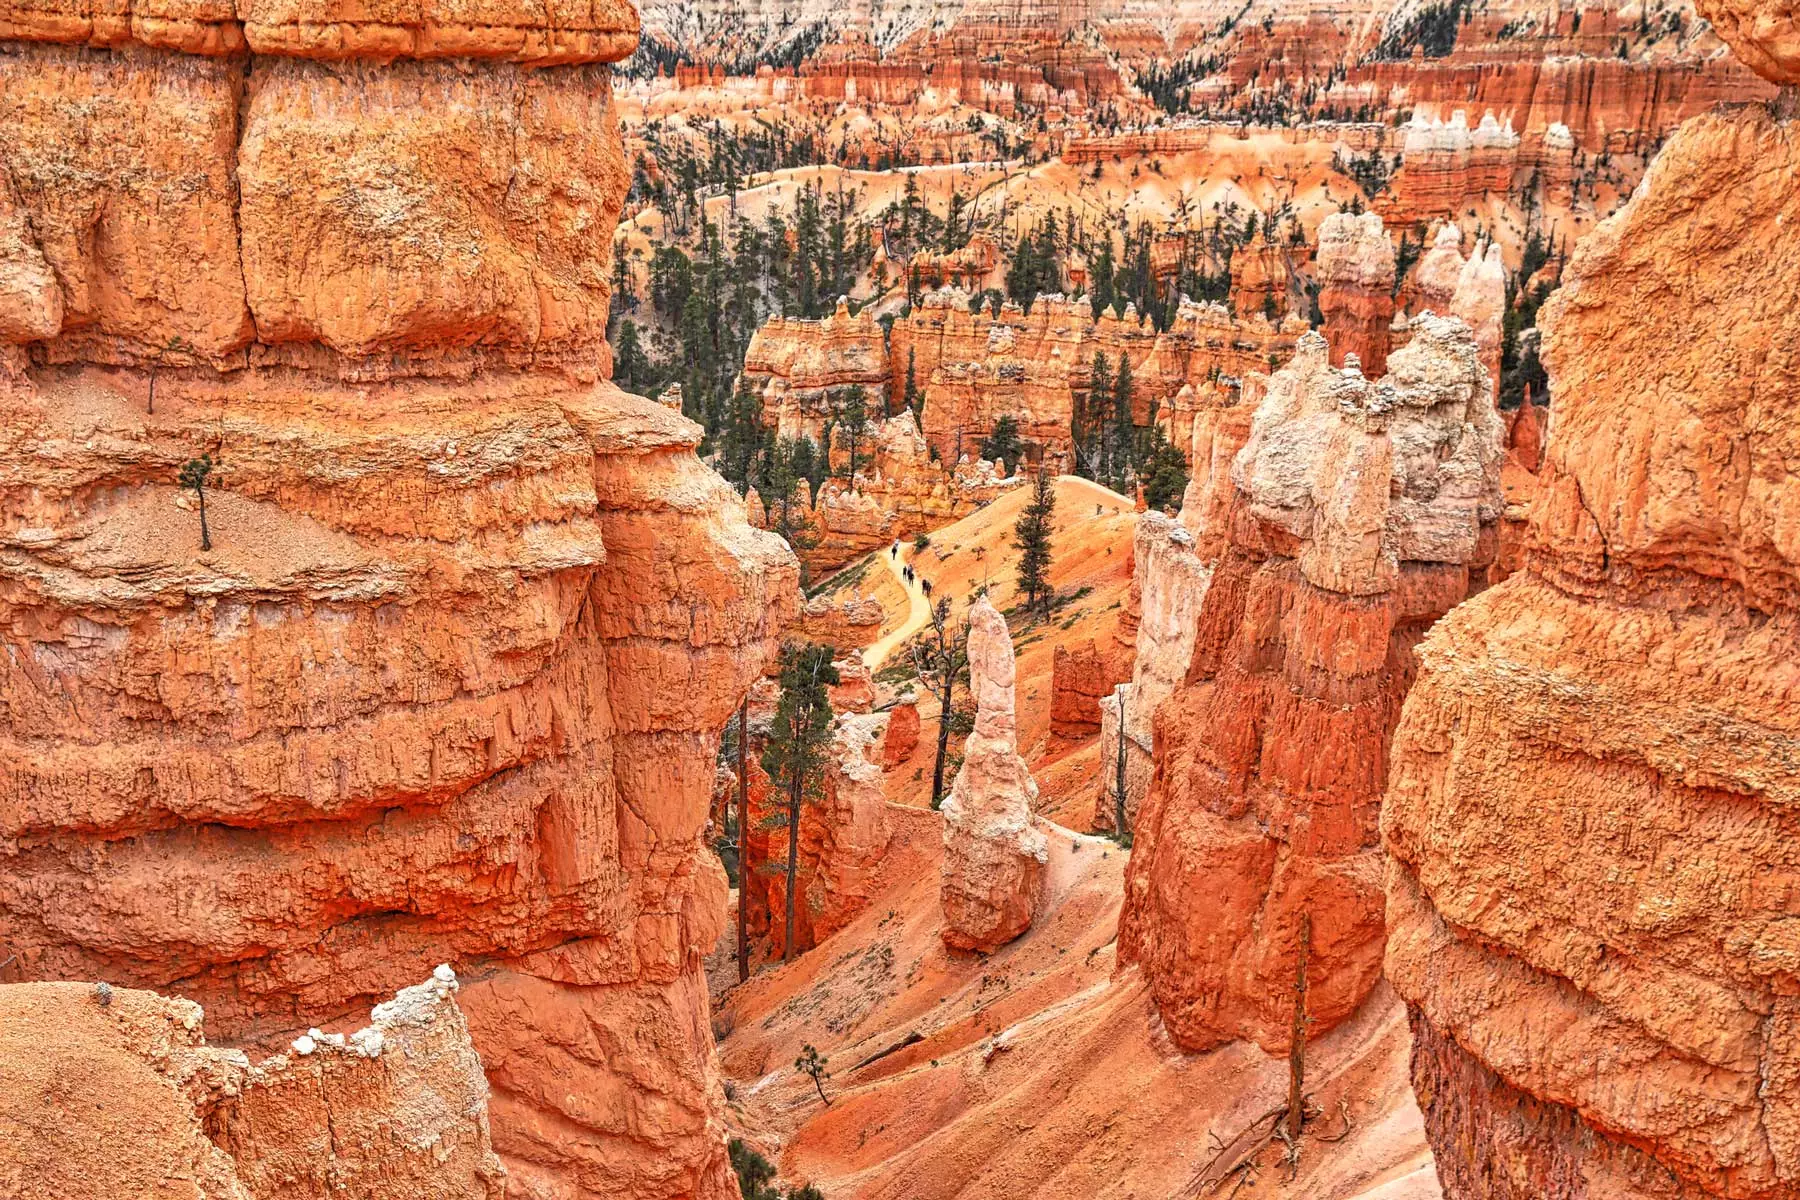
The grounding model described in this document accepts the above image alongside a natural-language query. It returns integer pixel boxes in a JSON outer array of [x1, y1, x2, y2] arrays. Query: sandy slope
[[715, 803, 1439, 1200], [862, 543, 932, 669], [860, 476, 1137, 825]]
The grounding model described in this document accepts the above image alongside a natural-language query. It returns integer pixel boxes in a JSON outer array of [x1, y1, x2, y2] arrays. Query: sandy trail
[[863, 542, 931, 669]]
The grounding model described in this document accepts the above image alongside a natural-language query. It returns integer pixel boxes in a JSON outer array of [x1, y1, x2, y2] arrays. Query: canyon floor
[[709, 479, 1440, 1199]]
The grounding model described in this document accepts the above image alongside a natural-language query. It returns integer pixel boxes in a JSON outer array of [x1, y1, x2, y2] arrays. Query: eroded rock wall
[[1118, 320, 1502, 1054], [0, 7, 798, 1197], [1384, 90, 1800, 1200], [0, 970, 505, 1200]]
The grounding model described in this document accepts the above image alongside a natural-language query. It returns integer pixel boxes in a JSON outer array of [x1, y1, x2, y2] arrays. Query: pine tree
[[613, 319, 648, 392], [830, 385, 873, 487], [1089, 241, 1116, 320], [760, 642, 839, 961], [943, 188, 965, 253], [979, 415, 1023, 477], [1111, 352, 1135, 487], [764, 438, 822, 585], [1013, 467, 1056, 618], [904, 348, 922, 418], [178, 454, 217, 552], [1139, 426, 1191, 511]]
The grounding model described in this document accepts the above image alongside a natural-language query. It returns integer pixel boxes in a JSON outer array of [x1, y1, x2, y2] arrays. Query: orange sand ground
[[713, 805, 1439, 1200], [713, 479, 1438, 1199]]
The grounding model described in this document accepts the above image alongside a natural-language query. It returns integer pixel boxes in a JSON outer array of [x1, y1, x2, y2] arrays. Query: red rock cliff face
[[1383, 92, 1800, 1200], [1118, 319, 1502, 1054], [0, 6, 799, 1198]]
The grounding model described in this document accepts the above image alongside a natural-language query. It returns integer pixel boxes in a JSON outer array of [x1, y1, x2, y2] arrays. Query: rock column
[[1118, 322, 1502, 1054], [940, 597, 1048, 952]]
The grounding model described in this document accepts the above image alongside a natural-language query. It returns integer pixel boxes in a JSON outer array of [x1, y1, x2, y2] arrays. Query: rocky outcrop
[[940, 597, 1047, 952], [1696, 0, 1800, 84], [741, 298, 888, 447], [750, 408, 1022, 574], [0, 969, 504, 1199], [1378, 110, 1520, 229], [1227, 230, 1293, 320], [806, 712, 896, 941], [1405, 225, 1507, 394], [1384, 95, 1800, 1200], [881, 690, 921, 766], [747, 287, 1300, 491], [1316, 211, 1397, 377], [0, 9, 797, 1199], [1119, 319, 1503, 1054], [1451, 239, 1507, 387], [1095, 372, 1261, 833], [798, 590, 886, 648], [1093, 514, 1211, 833], [1412, 223, 1470, 315], [742, 705, 895, 957], [1049, 638, 1130, 738]]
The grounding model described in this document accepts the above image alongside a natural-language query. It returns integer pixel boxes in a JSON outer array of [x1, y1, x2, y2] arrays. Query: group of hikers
[[891, 540, 933, 598]]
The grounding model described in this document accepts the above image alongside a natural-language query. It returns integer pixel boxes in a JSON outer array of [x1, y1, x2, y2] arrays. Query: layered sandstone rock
[[0, 969, 504, 1199], [1095, 370, 1262, 833], [1697, 0, 1800, 84], [742, 297, 888, 447], [1412, 223, 1469, 315], [1093, 513, 1211, 833], [1385, 96, 1800, 1200], [880, 690, 921, 766], [1227, 229, 1293, 320], [1048, 638, 1130, 738], [806, 712, 896, 941], [742, 706, 895, 957], [1315, 210, 1397, 377], [940, 596, 1047, 952], [748, 288, 1300, 494], [1378, 110, 1520, 229], [748, 407, 1022, 574], [0, 11, 797, 1200], [1119, 319, 1502, 1054], [1451, 239, 1507, 386]]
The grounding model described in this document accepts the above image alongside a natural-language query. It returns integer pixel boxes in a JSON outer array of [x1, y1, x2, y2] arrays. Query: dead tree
[[736, 697, 750, 984], [1112, 689, 1130, 840], [1287, 910, 1312, 1143]]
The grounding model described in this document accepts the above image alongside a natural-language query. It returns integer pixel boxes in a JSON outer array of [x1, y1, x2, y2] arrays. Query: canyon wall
[[749, 287, 1302, 481], [0, 969, 504, 1199], [0, 8, 798, 1199], [1119, 319, 1502, 1054], [1383, 67, 1800, 1200]]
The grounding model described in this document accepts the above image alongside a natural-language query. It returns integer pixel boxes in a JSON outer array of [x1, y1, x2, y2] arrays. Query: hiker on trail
[[891, 540, 899, 559], [920, 578, 933, 598], [904, 566, 914, 584]]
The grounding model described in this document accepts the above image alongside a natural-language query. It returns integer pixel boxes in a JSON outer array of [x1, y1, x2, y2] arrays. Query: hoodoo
[[0, 4, 798, 1197], [1120, 319, 1503, 1053], [1383, 14, 1800, 1193], [940, 596, 1049, 952]]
